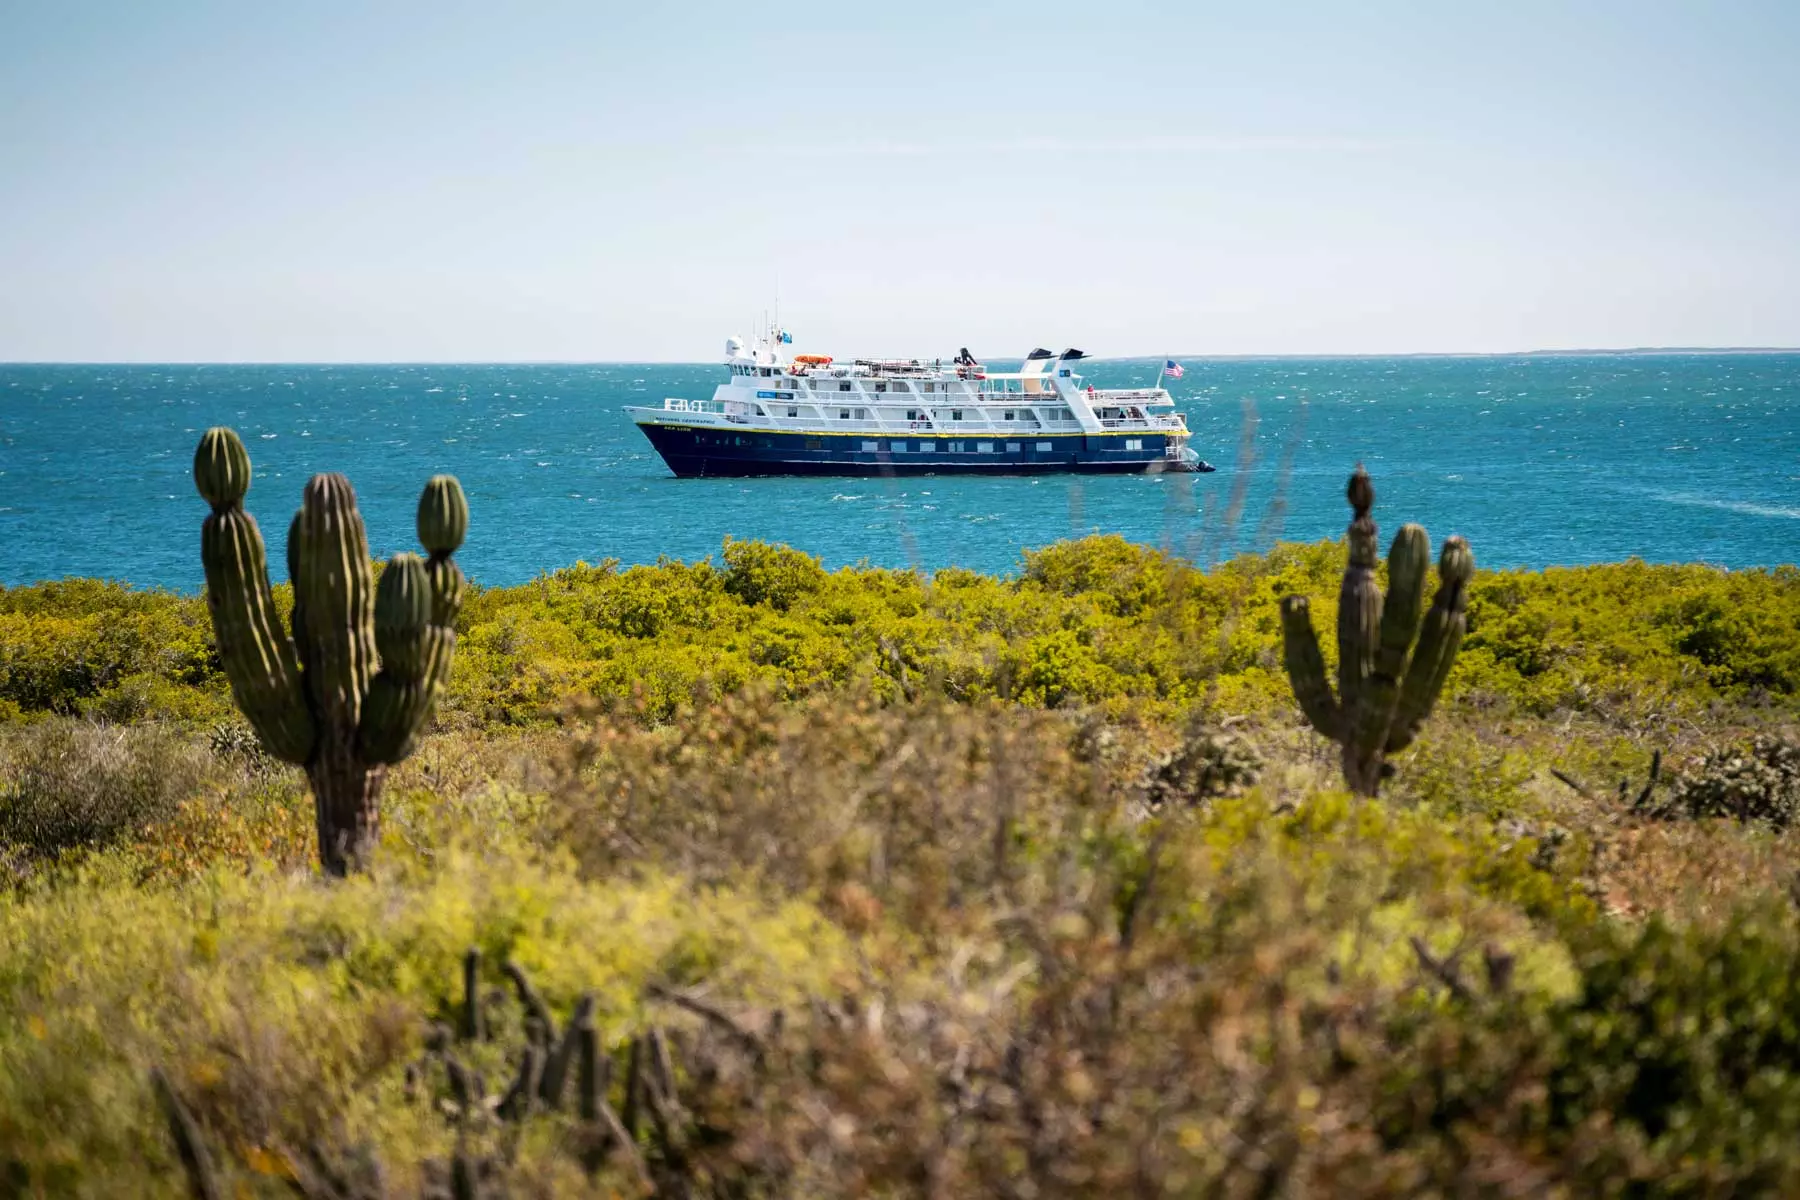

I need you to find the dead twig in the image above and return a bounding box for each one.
[152,1067,223,1200]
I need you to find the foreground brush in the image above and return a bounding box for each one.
[193,427,468,874]
[1279,467,1471,796]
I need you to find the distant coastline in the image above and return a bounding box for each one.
[3,347,1799,368]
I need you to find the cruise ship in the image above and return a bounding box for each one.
[627,335,1212,478]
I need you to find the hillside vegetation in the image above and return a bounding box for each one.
[3,536,1800,1196]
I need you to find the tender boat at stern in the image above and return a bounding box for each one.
[626,336,1214,478]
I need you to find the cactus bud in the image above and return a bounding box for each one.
[194,427,251,510]
[1439,535,1474,587]
[1346,466,1374,517]
[418,475,468,557]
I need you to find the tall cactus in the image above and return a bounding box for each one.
[1279,467,1472,796]
[194,428,468,874]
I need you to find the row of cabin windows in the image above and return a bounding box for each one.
[745,403,1079,424]
[854,441,1059,454]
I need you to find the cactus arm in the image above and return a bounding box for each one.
[359,553,445,764]
[192,428,314,764]
[419,475,470,629]
[200,509,315,763]
[291,474,377,735]
[1279,596,1341,740]
[426,558,467,629]
[1386,536,1473,754]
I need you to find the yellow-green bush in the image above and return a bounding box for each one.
[6,539,1797,732]
[0,834,848,1195]
[6,539,1800,1194]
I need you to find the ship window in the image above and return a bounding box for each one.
[839,382,852,392]
[787,407,798,417]
[977,442,994,453]
[1036,441,1052,451]
[1126,438,1143,450]
[1004,410,1014,420]
[855,408,868,419]
[951,410,963,421]
[862,441,879,452]
[918,442,935,453]
[922,382,935,393]
[839,409,850,419]
[754,405,766,416]
[758,367,770,377]
[874,382,887,392]
[805,439,824,450]
[1006,442,1020,452]
[892,381,910,393]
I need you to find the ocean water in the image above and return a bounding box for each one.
[2,355,1797,591]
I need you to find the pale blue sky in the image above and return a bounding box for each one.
[1,0,1796,361]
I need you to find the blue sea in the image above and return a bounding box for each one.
[2,355,1797,591]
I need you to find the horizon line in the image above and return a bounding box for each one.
[4,345,1799,368]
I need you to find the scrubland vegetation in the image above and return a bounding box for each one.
[4,536,1800,1196]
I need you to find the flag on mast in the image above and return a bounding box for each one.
[1163,359,1184,379]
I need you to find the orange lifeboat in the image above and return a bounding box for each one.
[792,353,833,365]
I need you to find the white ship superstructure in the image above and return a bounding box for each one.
[627,335,1211,477]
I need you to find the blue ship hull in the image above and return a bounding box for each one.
[636,423,1212,478]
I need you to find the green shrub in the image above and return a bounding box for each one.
[0,719,215,858]
[720,536,827,610]
[1545,907,1800,1193]
[1664,733,1800,827]
[6,541,1797,731]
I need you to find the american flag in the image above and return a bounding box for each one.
[1164,359,1184,379]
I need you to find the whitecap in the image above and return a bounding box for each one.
[1652,492,1800,521]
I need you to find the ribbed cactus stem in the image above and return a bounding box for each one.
[1336,467,1382,721]
[1278,468,1471,797]
[1346,524,1431,792]
[290,474,376,733]
[193,427,468,875]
